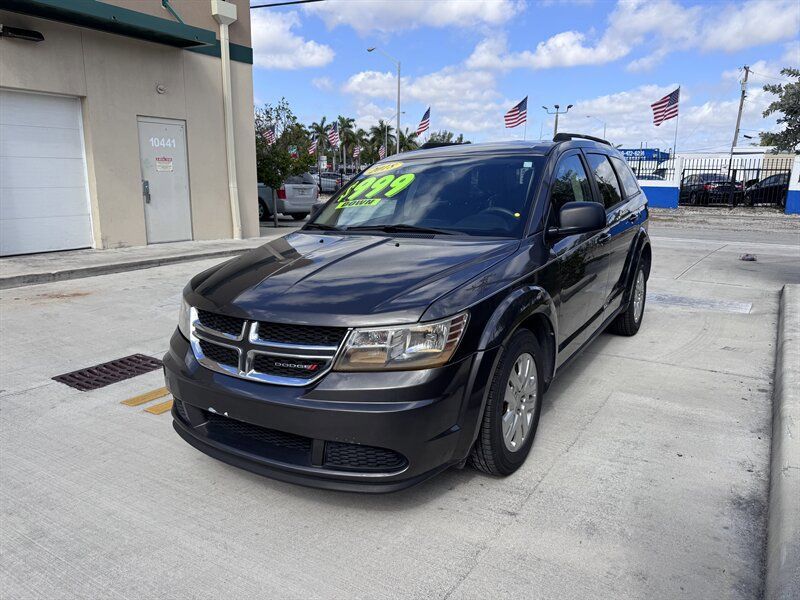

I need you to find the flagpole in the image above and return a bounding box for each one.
[672,86,680,158]
[523,122,527,140]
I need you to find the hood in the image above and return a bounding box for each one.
[187,231,518,327]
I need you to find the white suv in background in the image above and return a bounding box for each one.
[258,174,320,221]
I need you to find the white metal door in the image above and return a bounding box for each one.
[137,117,192,244]
[0,89,93,256]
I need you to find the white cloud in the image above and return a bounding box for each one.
[304,0,524,34]
[701,0,800,52]
[554,75,781,152]
[312,77,335,91]
[466,0,798,73]
[342,66,505,134]
[251,11,334,70]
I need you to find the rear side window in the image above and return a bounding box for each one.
[586,154,623,209]
[610,157,640,198]
[550,155,592,213]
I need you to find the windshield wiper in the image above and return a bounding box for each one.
[345,224,455,235]
[303,222,342,231]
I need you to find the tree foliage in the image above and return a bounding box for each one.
[254,98,314,190]
[759,67,800,153]
[427,130,469,144]
[254,99,473,181]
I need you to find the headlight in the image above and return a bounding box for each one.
[334,312,469,371]
[178,298,192,339]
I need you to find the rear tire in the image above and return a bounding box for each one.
[258,198,271,222]
[609,262,646,336]
[470,329,543,476]
[291,213,308,221]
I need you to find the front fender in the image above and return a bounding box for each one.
[479,284,558,367]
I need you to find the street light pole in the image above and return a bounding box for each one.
[586,115,607,138]
[368,46,401,155]
[542,104,573,138]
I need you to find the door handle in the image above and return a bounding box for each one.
[627,213,638,223]
[142,180,151,204]
[597,232,611,244]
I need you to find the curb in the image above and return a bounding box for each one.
[0,247,251,291]
[766,284,800,600]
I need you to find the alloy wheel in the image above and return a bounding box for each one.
[501,353,538,452]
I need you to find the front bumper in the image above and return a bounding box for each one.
[164,331,499,492]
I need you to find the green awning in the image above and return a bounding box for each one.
[2,0,217,48]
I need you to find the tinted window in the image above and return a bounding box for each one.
[550,155,592,213]
[587,154,623,209]
[310,156,543,237]
[610,157,640,198]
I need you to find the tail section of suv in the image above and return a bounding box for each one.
[164,135,651,492]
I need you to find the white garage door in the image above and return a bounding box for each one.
[0,89,93,256]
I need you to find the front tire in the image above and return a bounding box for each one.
[290,213,308,221]
[470,329,544,476]
[609,262,646,336]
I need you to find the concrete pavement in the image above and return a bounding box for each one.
[1,224,798,599]
[0,224,300,290]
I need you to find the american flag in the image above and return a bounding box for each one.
[416,107,430,136]
[264,126,276,145]
[651,88,680,126]
[353,146,360,158]
[378,144,386,159]
[328,123,339,147]
[504,96,527,128]
[308,137,317,155]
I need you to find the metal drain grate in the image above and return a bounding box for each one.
[53,354,163,391]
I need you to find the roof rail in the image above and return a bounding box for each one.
[553,132,611,146]
[420,141,471,149]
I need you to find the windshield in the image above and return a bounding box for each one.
[308,155,543,237]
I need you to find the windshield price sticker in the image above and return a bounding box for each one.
[336,173,416,209]
[364,161,403,175]
[336,197,382,209]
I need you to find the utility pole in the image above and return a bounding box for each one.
[731,65,750,152]
[543,104,573,138]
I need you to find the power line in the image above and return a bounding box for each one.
[250,0,324,8]
[748,69,792,83]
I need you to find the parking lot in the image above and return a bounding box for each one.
[1,222,798,599]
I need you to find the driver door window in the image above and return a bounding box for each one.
[550,155,592,223]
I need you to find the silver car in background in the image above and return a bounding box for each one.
[258,174,320,221]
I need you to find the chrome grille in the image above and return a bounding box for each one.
[188,307,348,387]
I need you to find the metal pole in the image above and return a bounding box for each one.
[396,61,401,155]
[212,2,242,239]
[731,67,749,152]
[553,112,559,137]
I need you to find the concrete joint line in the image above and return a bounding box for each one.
[765,284,800,600]
[675,243,727,280]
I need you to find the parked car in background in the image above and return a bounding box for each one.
[680,172,744,205]
[317,172,344,193]
[258,174,319,221]
[744,172,790,207]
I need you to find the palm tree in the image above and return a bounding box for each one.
[309,117,330,168]
[337,115,355,172]
[399,127,419,152]
[352,127,368,169]
[370,120,396,157]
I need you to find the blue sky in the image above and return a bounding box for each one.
[250,0,799,152]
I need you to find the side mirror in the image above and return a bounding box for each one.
[548,201,606,238]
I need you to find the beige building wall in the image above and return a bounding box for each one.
[0,4,258,248]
